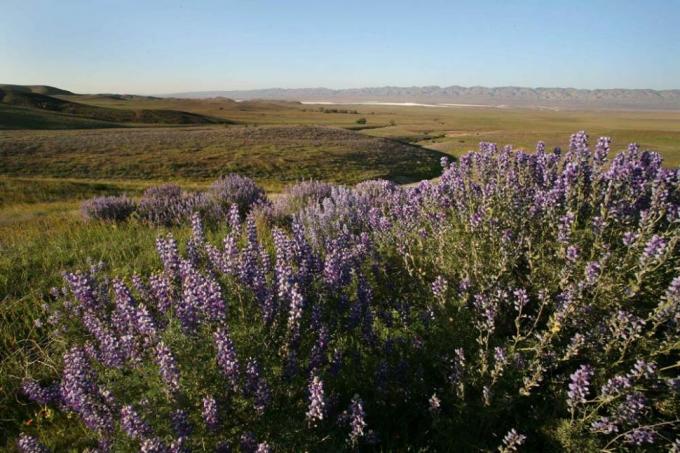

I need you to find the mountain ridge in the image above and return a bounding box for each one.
[162,85,680,110]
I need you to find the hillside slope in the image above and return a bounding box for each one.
[0,85,232,128]
[0,84,73,96]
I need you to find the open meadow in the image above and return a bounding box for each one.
[1,89,679,450]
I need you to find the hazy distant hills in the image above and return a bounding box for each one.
[165,86,680,110]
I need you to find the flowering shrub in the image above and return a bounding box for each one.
[208,174,266,216]
[137,184,211,227]
[81,195,136,222]
[20,132,679,451]
[257,180,335,225]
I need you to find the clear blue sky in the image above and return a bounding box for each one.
[1,0,679,94]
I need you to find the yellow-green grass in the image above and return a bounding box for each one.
[0,209,189,445]
[56,95,680,165]
[0,125,445,189]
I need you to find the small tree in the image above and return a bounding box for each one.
[356,117,367,125]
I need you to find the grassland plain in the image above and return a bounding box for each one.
[2,92,680,447]
[41,93,680,165]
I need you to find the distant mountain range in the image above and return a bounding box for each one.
[163,86,680,110]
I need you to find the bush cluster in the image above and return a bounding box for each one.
[23,132,679,451]
[80,175,266,227]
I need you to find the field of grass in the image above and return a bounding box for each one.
[0,125,444,188]
[51,94,680,165]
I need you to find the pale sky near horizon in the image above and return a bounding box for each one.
[1,0,679,94]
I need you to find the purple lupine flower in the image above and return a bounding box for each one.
[154,342,180,393]
[431,276,448,301]
[180,259,226,324]
[627,359,657,381]
[624,427,655,446]
[641,235,666,265]
[22,379,59,405]
[584,261,600,285]
[60,347,114,435]
[202,395,219,431]
[601,375,632,397]
[591,417,619,434]
[17,434,49,453]
[567,364,594,407]
[513,288,529,312]
[81,195,136,222]
[309,325,330,371]
[244,358,270,415]
[565,245,579,262]
[563,333,585,360]
[149,273,173,313]
[498,429,527,452]
[306,373,325,426]
[156,234,180,277]
[622,231,638,247]
[63,270,103,312]
[609,310,645,343]
[213,327,240,390]
[557,212,575,243]
[473,293,496,332]
[209,173,266,214]
[287,284,304,344]
[616,392,648,424]
[654,276,680,325]
[120,405,152,440]
[348,394,367,446]
[171,409,192,438]
[493,347,508,375]
[187,212,205,265]
[140,437,169,453]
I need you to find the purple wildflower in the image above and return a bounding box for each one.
[120,405,152,440]
[154,342,180,393]
[498,429,526,452]
[567,365,594,408]
[202,395,219,431]
[348,394,367,446]
[306,374,325,426]
[17,434,49,453]
[213,328,240,390]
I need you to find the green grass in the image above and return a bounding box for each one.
[0,125,446,189]
[49,94,680,165]
[0,104,129,130]
[0,88,230,129]
[0,212,184,445]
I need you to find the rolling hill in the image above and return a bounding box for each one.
[0,85,232,129]
[0,84,74,96]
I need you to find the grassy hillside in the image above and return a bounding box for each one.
[0,104,129,130]
[0,87,231,128]
[0,84,73,95]
[0,125,445,188]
